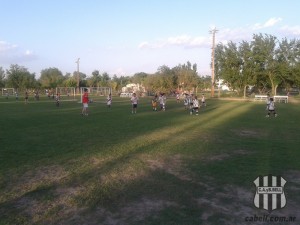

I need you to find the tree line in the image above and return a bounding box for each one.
[1,33,300,96]
[0,62,211,95]
[215,33,300,97]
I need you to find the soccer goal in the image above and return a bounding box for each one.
[56,87,76,100]
[1,88,15,96]
[79,87,111,103]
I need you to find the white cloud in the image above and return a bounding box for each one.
[253,17,282,30]
[24,50,35,57]
[0,40,37,63]
[215,18,285,44]
[0,41,18,53]
[280,25,300,35]
[138,35,210,50]
[138,17,293,51]
[138,41,151,49]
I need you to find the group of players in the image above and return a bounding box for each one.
[182,93,206,115]
[145,92,206,115]
[81,88,207,116]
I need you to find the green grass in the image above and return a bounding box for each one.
[0,95,300,225]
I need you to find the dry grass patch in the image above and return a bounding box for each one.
[232,128,267,138]
[145,154,192,181]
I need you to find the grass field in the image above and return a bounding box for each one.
[0,95,300,225]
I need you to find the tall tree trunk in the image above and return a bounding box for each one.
[268,71,275,95]
[243,85,248,98]
[274,84,278,95]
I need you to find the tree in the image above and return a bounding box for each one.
[72,71,86,88]
[276,38,300,92]
[155,65,176,93]
[252,34,280,95]
[215,33,300,96]
[131,72,148,84]
[100,72,110,86]
[239,41,258,97]
[63,77,77,87]
[39,67,64,89]
[87,70,101,87]
[6,64,36,90]
[0,67,5,88]
[215,41,243,94]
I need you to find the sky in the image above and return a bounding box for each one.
[1,0,300,78]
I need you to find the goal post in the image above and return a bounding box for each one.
[55,87,76,99]
[1,88,15,96]
[79,87,112,103]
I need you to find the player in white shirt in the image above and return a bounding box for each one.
[107,94,112,108]
[184,94,189,110]
[176,93,180,103]
[266,97,277,117]
[158,93,167,111]
[191,95,199,115]
[130,93,139,113]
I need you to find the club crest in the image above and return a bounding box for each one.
[253,175,286,211]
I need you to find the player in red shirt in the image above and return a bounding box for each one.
[82,88,89,116]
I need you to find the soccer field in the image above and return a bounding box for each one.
[0,96,299,225]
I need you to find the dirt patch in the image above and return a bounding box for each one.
[2,165,68,202]
[196,182,299,225]
[203,149,252,163]
[206,153,231,161]
[284,170,300,184]
[145,154,192,181]
[60,198,178,225]
[232,129,266,138]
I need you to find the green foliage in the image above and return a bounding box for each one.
[39,67,64,88]
[6,64,37,90]
[216,33,300,95]
[0,67,5,88]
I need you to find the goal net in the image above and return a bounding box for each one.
[56,87,76,99]
[1,88,15,96]
[80,87,111,103]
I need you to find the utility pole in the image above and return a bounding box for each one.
[75,58,80,94]
[209,28,218,97]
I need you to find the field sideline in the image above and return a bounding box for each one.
[0,96,300,225]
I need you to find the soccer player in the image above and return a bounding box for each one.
[176,93,180,103]
[107,93,112,108]
[189,94,194,112]
[151,94,158,111]
[158,93,167,111]
[201,94,206,107]
[184,93,189,110]
[266,93,270,110]
[266,97,277,117]
[131,93,139,114]
[24,91,29,104]
[192,95,199,115]
[55,93,60,107]
[82,88,89,116]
